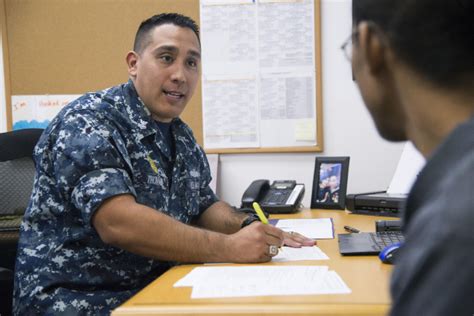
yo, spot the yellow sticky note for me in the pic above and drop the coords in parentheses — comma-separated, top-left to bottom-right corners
(295, 119, 316, 141)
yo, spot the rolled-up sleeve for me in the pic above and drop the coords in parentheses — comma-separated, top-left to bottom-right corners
(71, 168, 136, 230)
(198, 185, 219, 214)
(51, 113, 136, 232)
(197, 149, 219, 214)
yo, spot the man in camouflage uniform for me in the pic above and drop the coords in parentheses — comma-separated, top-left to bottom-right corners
(13, 13, 313, 314)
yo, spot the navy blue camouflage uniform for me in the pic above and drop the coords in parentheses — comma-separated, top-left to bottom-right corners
(13, 80, 218, 315)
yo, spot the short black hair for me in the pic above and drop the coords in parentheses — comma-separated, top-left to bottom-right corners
(352, 0, 474, 88)
(133, 13, 200, 54)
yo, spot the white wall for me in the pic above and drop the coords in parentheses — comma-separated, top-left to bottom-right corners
(216, 0, 405, 207)
(0, 30, 7, 133)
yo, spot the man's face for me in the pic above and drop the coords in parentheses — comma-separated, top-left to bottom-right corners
(329, 176, 339, 190)
(127, 24, 201, 122)
(351, 23, 407, 141)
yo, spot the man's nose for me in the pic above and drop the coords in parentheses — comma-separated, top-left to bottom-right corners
(170, 63, 186, 84)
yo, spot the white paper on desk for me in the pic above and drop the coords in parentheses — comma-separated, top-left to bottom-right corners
(173, 266, 350, 299)
(276, 218, 334, 239)
(272, 246, 329, 262)
(175, 266, 328, 288)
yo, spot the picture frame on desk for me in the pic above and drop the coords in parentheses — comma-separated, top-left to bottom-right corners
(311, 156, 350, 210)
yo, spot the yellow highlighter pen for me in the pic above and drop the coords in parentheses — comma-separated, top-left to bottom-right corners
(252, 202, 269, 224)
(252, 202, 283, 252)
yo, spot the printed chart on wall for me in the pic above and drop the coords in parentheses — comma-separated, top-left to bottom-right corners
(200, 0, 321, 153)
(11, 95, 79, 130)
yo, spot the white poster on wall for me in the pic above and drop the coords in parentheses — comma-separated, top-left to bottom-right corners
(11, 95, 80, 130)
(200, 0, 317, 149)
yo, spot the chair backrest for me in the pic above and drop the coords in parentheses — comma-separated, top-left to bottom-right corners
(0, 128, 43, 316)
(0, 129, 43, 216)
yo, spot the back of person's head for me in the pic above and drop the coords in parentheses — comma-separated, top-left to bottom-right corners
(352, 0, 474, 90)
(133, 13, 200, 54)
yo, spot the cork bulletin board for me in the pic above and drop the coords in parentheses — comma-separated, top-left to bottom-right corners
(2, 0, 323, 153)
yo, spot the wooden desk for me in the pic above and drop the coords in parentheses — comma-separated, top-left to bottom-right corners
(112, 210, 394, 316)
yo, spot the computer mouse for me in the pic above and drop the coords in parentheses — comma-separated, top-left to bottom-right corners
(379, 242, 402, 264)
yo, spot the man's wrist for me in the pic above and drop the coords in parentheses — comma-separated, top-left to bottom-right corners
(240, 214, 260, 228)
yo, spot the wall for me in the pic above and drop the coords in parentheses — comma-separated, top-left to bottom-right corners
(0, 0, 404, 206)
(216, 0, 405, 207)
(0, 39, 6, 133)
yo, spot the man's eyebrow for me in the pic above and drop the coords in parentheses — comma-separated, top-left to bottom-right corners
(153, 45, 178, 54)
(152, 45, 201, 59)
(188, 49, 201, 60)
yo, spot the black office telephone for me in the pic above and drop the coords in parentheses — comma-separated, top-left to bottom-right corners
(240, 180, 305, 214)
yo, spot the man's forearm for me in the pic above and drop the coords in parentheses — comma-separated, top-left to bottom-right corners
(93, 195, 288, 264)
(195, 201, 248, 234)
(93, 195, 232, 263)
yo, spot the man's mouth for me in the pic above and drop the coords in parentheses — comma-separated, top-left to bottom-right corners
(163, 89, 185, 100)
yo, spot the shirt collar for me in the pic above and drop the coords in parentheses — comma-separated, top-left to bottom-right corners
(122, 80, 186, 144)
(122, 79, 159, 141)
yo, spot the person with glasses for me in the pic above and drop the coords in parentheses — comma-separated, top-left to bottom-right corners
(348, 0, 473, 315)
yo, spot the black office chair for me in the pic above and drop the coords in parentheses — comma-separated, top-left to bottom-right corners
(0, 128, 43, 316)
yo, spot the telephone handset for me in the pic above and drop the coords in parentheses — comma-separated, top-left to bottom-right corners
(241, 179, 305, 214)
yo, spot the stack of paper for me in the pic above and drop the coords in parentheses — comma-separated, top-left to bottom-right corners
(275, 218, 334, 239)
(174, 266, 351, 299)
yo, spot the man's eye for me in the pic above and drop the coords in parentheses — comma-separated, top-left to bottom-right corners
(160, 55, 173, 63)
(187, 59, 198, 68)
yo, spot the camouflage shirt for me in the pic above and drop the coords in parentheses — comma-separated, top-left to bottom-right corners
(13, 81, 218, 315)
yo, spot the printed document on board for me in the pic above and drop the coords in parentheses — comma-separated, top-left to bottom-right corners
(200, 0, 318, 149)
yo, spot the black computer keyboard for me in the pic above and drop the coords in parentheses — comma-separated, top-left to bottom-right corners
(369, 231, 404, 250)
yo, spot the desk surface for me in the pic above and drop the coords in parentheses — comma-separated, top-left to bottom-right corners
(112, 210, 394, 316)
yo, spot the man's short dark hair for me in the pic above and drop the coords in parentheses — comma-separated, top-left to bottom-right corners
(352, 0, 474, 89)
(133, 13, 200, 54)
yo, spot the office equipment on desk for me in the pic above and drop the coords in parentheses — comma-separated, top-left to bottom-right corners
(338, 231, 404, 255)
(345, 191, 406, 217)
(274, 218, 334, 239)
(338, 220, 404, 255)
(345, 142, 424, 218)
(379, 243, 402, 264)
(376, 219, 402, 232)
(241, 180, 305, 214)
(174, 266, 350, 299)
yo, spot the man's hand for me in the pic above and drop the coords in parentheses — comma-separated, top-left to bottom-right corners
(282, 231, 316, 248)
(225, 222, 284, 263)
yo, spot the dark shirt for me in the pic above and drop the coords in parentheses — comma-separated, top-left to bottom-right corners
(13, 81, 218, 315)
(155, 120, 174, 181)
(390, 116, 474, 316)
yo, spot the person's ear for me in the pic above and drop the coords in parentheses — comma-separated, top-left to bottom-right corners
(356, 22, 387, 75)
(126, 51, 139, 77)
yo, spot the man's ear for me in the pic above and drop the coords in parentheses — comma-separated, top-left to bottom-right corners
(357, 22, 387, 75)
(126, 51, 139, 77)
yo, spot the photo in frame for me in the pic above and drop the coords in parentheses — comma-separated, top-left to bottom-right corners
(310, 157, 350, 210)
